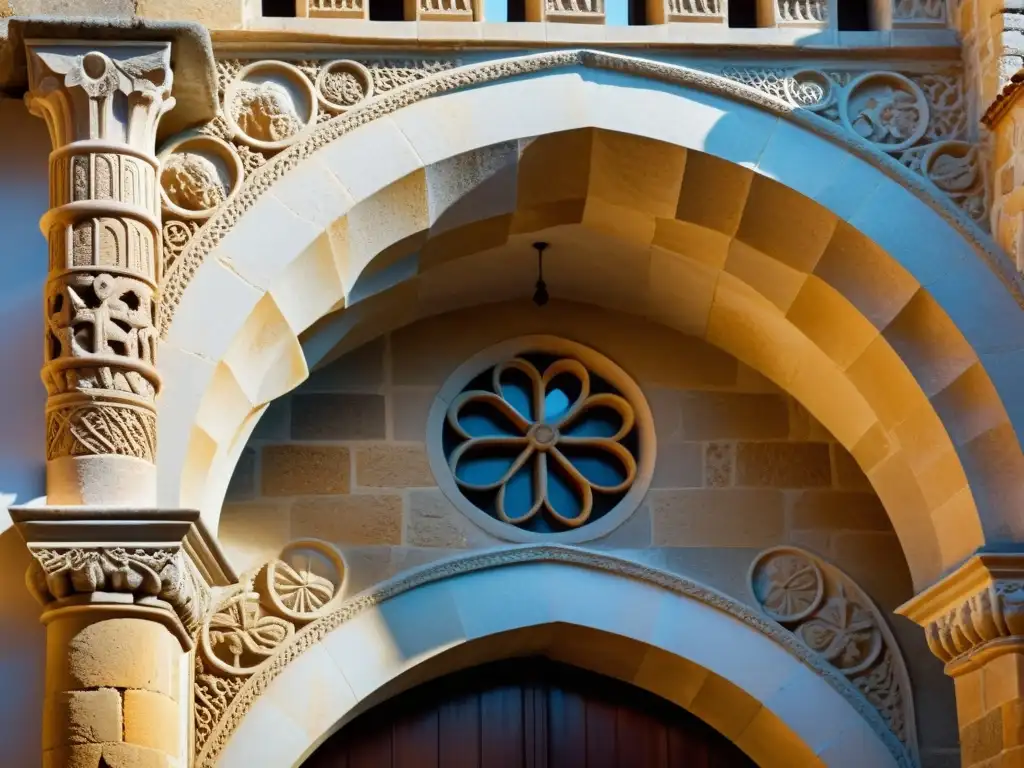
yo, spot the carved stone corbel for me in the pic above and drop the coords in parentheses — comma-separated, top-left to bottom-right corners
(10, 506, 236, 651)
(897, 551, 1024, 676)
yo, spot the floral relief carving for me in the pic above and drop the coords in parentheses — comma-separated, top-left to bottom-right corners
(749, 547, 916, 758)
(194, 541, 346, 754)
(924, 578, 1024, 666)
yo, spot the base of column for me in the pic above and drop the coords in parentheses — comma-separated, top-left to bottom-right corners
(47, 455, 156, 506)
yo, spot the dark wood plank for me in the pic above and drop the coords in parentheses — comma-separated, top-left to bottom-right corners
(393, 708, 439, 768)
(439, 692, 481, 768)
(547, 686, 587, 768)
(584, 696, 618, 768)
(480, 684, 525, 768)
(616, 705, 668, 768)
(345, 717, 392, 768)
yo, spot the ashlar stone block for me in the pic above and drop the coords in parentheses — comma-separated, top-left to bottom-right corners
(355, 445, 435, 488)
(261, 445, 351, 496)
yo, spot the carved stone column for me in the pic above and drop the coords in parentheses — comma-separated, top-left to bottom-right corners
(11, 507, 234, 768)
(898, 551, 1024, 767)
(25, 41, 173, 506)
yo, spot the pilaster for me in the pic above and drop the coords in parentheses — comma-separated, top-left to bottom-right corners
(25, 41, 174, 507)
(898, 551, 1024, 767)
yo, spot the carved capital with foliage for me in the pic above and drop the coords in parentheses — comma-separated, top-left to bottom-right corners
(898, 552, 1024, 675)
(10, 507, 236, 651)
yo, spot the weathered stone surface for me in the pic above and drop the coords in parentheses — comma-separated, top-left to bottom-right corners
(961, 706, 1004, 765)
(291, 495, 404, 545)
(406, 489, 499, 547)
(224, 446, 256, 501)
(43, 744, 103, 768)
(99, 743, 175, 768)
(53, 618, 178, 697)
(650, 489, 785, 547)
(679, 392, 789, 440)
(831, 444, 872, 490)
(831, 532, 913, 611)
(122, 690, 179, 755)
(136, 0, 246, 28)
(735, 443, 832, 488)
(219, 502, 291, 573)
(44, 689, 122, 749)
(704, 442, 734, 488)
(10, 0, 135, 16)
(650, 441, 702, 489)
(788, 490, 890, 531)
(261, 445, 351, 496)
(391, 388, 437, 441)
(354, 445, 434, 488)
(291, 394, 386, 440)
(302, 338, 386, 392)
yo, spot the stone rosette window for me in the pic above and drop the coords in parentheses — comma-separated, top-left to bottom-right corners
(428, 336, 655, 543)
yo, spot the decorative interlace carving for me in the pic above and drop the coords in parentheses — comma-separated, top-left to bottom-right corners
(26, 546, 210, 635)
(193, 544, 915, 768)
(194, 540, 346, 756)
(749, 547, 917, 758)
(722, 66, 984, 226)
(445, 355, 638, 529)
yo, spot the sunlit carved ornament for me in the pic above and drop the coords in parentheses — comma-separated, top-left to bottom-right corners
(750, 547, 918, 761)
(429, 337, 654, 543)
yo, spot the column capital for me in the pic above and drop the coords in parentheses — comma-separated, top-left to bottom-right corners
(10, 507, 236, 651)
(25, 41, 175, 153)
(897, 550, 1024, 676)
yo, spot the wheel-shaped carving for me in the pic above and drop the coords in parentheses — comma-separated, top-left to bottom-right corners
(749, 547, 825, 622)
(783, 69, 834, 112)
(225, 61, 318, 152)
(257, 539, 346, 622)
(316, 60, 374, 113)
(840, 71, 929, 153)
(158, 134, 243, 219)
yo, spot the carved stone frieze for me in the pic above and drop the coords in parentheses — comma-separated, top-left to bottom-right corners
(748, 546, 918, 760)
(193, 544, 914, 768)
(26, 546, 209, 636)
(10, 507, 237, 652)
(25, 42, 175, 502)
(898, 552, 1024, 675)
(157, 52, 1000, 340)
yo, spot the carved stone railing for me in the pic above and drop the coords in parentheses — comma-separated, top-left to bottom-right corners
(192, 544, 917, 768)
(749, 546, 918, 764)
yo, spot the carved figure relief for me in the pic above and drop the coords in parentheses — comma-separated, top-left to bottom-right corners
(749, 547, 917, 760)
(225, 62, 318, 151)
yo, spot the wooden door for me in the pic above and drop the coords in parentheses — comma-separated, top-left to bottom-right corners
(303, 659, 757, 767)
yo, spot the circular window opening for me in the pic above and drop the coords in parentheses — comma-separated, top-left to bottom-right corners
(428, 336, 656, 544)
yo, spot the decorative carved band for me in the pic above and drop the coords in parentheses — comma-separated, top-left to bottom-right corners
(193, 544, 914, 768)
(898, 552, 1024, 676)
(925, 581, 1024, 667)
(26, 43, 174, 475)
(160, 50, 1012, 341)
(748, 547, 918, 760)
(26, 546, 209, 636)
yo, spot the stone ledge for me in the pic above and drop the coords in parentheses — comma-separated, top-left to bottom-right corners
(0, 15, 217, 137)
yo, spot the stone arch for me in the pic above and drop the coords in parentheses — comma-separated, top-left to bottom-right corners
(158, 55, 1024, 590)
(201, 548, 910, 768)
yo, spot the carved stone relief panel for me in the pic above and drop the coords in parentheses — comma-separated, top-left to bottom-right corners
(722, 66, 985, 225)
(749, 546, 919, 763)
